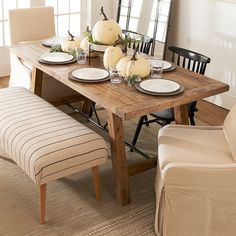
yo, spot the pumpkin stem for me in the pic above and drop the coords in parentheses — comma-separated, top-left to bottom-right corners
(113, 35, 122, 47)
(100, 6, 108, 21)
(68, 30, 75, 41)
(118, 34, 123, 41)
(131, 46, 139, 61)
(86, 26, 91, 33)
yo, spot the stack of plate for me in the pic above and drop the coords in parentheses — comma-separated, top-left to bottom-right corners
(89, 43, 126, 52)
(135, 79, 184, 96)
(69, 68, 110, 83)
(41, 36, 65, 47)
(39, 52, 76, 65)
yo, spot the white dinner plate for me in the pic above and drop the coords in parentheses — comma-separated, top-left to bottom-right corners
(71, 68, 109, 81)
(140, 79, 180, 93)
(149, 60, 172, 70)
(40, 52, 73, 63)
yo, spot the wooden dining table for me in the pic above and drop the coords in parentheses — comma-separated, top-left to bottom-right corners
(11, 41, 229, 206)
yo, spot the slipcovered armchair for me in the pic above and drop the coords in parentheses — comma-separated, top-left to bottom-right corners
(155, 104, 236, 236)
(9, 7, 83, 105)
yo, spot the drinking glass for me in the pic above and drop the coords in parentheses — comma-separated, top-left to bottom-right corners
(151, 60, 164, 79)
(109, 67, 122, 84)
(77, 50, 87, 64)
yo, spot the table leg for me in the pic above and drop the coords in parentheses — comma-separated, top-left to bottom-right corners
(82, 98, 92, 114)
(31, 67, 43, 96)
(107, 112, 131, 206)
(174, 104, 189, 125)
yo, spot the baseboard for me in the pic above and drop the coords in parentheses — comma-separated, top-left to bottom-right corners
(205, 92, 236, 110)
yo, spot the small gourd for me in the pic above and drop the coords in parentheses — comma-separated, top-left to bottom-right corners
(61, 31, 80, 52)
(80, 38, 89, 51)
(92, 7, 122, 45)
(103, 38, 124, 69)
(116, 48, 151, 78)
(80, 27, 90, 51)
(79, 27, 99, 58)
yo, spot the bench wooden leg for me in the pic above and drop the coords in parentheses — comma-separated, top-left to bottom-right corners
(39, 183, 46, 224)
(91, 166, 101, 201)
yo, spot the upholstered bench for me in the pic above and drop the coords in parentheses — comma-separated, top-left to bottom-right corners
(0, 87, 108, 224)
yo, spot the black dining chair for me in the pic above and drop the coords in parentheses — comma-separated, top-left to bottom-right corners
(122, 30, 153, 55)
(131, 46, 211, 149)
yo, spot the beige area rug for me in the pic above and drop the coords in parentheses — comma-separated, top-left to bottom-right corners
(0, 105, 205, 236)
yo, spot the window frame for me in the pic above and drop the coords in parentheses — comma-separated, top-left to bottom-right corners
(117, 0, 172, 57)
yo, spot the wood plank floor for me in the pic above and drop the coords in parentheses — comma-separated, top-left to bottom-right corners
(0, 76, 9, 88)
(0, 76, 229, 125)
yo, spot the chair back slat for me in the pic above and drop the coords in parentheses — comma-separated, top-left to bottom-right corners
(140, 42, 144, 52)
(183, 57, 186, 68)
(196, 62, 200, 73)
(177, 55, 180, 66)
(187, 59, 191, 70)
(171, 53, 175, 63)
(200, 63, 207, 74)
(192, 61, 196, 72)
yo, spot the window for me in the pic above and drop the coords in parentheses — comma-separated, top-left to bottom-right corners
(118, 0, 131, 29)
(118, 0, 171, 43)
(45, 0, 81, 37)
(147, 0, 171, 43)
(118, 0, 143, 32)
(117, 0, 172, 57)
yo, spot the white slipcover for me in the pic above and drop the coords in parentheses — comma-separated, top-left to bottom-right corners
(155, 105, 236, 236)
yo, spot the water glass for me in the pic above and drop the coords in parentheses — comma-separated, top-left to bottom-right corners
(109, 67, 122, 84)
(77, 51, 87, 64)
(151, 61, 164, 79)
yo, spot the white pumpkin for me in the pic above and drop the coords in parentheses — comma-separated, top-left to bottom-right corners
(116, 50, 151, 78)
(126, 59, 151, 78)
(116, 56, 132, 77)
(61, 31, 80, 52)
(103, 46, 124, 69)
(92, 7, 122, 45)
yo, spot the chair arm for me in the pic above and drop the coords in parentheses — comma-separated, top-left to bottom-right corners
(163, 124, 223, 130)
(162, 163, 236, 192)
(9, 52, 32, 89)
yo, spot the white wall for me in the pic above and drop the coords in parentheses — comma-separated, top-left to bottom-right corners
(166, 0, 236, 109)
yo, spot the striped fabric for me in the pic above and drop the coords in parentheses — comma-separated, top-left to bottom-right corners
(0, 87, 107, 185)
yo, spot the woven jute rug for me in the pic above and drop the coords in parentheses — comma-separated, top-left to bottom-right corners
(0, 105, 205, 235)
(0, 155, 156, 236)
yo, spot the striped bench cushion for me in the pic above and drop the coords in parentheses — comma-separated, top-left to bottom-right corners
(0, 87, 107, 185)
